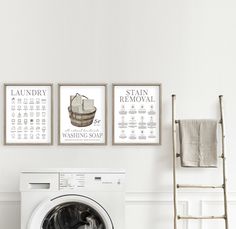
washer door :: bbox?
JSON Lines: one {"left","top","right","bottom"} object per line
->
{"left": 28, "top": 194, "right": 113, "bottom": 229}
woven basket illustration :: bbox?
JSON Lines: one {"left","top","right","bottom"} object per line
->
{"left": 68, "top": 93, "right": 97, "bottom": 127}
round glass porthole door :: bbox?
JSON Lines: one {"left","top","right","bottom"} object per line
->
{"left": 42, "top": 202, "right": 105, "bottom": 229}
{"left": 27, "top": 195, "right": 113, "bottom": 229}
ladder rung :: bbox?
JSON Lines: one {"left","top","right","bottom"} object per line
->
{"left": 176, "top": 154, "right": 225, "bottom": 159}
{"left": 178, "top": 215, "right": 226, "bottom": 220}
{"left": 175, "top": 120, "right": 222, "bottom": 124}
{"left": 177, "top": 184, "right": 224, "bottom": 189}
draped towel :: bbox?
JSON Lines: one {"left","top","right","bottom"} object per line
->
{"left": 179, "top": 119, "right": 218, "bottom": 167}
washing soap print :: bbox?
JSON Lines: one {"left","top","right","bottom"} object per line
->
{"left": 59, "top": 84, "right": 107, "bottom": 145}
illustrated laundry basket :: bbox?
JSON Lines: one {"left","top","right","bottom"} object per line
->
{"left": 68, "top": 93, "right": 97, "bottom": 127}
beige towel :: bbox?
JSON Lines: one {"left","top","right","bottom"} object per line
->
{"left": 179, "top": 119, "right": 218, "bottom": 167}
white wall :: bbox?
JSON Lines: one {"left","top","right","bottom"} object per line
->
{"left": 0, "top": 0, "right": 236, "bottom": 228}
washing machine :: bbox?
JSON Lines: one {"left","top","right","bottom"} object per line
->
{"left": 20, "top": 169, "right": 125, "bottom": 229}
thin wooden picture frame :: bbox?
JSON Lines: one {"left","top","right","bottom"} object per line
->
{"left": 112, "top": 83, "right": 162, "bottom": 145}
{"left": 58, "top": 84, "right": 107, "bottom": 145}
{"left": 4, "top": 83, "right": 53, "bottom": 145}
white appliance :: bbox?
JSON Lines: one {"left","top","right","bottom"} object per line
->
{"left": 20, "top": 169, "right": 125, "bottom": 229}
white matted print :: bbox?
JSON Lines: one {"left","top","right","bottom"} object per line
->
{"left": 4, "top": 84, "right": 53, "bottom": 145}
{"left": 113, "top": 84, "right": 161, "bottom": 145}
{"left": 59, "top": 84, "right": 107, "bottom": 145}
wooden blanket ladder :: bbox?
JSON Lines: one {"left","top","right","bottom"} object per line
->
{"left": 172, "top": 95, "right": 229, "bottom": 229}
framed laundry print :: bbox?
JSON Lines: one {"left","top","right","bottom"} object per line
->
{"left": 58, "top": 84, "right": 107, "bottom": 145}
{"left": 4, "top": 84, "right": 53, "bottom": 145}
{"left": 112, "top": 84, "right": 162, "bottom": 145}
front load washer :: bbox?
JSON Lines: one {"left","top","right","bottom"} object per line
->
{"left": 20, "top": 169, "right": 125, "bottom": 229}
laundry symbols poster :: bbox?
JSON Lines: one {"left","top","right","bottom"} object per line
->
{"left": 4, "top": 84, "right": 52, "bottom": 145}
{"left": 113, "top": 84, "right": 161, "bottom": 145}
{"left": 59, "top": 85, "right": 107, "bottom": 145}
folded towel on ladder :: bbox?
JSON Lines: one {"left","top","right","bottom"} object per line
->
{"left": 179, "top": 119, "right": 218, "bottom": 167}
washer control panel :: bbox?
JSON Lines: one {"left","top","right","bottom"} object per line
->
{"left": 60, "top": 173, "right": 85, "bottom": 189}
{"left": 59, "top": 172, "right": 125, "bottom": 191}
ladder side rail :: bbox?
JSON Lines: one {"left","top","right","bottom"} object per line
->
{"left": 219, "top": 95, "right": 229, "bottom": 229}
{"left": 172, "top": 94, "right": 177, "bottom": 229}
